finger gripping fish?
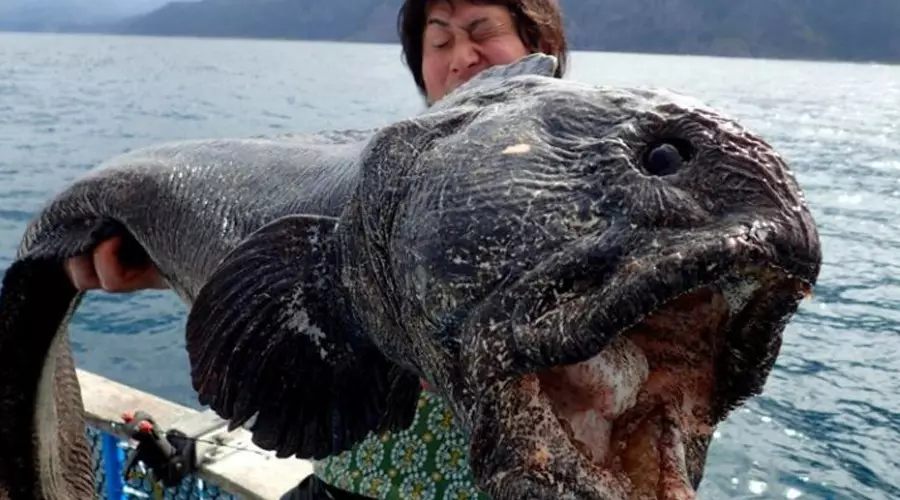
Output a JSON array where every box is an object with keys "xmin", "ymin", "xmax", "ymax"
[
  {"xmin": 0, "ymin": 129, "xmax": 415, "ymax": 499},
  {"xmin": 185, "ymin": 54, "xmax": 822, "ymax": 500}
]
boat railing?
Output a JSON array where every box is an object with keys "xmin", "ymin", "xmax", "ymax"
[{"xmin": 79, "ymin": 368, "xmax": 312, "ymax": 500}]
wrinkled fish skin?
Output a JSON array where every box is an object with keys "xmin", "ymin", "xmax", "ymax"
[
  {"xmin": 0, "ymin": 52, "xmax": 821, "ymax": 500},
  {"xmin": 0, "ymin": 130, "xmax": 373, "ymax": 500},
  {"xmin": 334, "ymin": 55, "xmax": 820, "ymax": 498}
]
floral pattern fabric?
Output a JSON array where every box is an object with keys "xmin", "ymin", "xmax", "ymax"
[{"xmin": 313, "ymin": 390, "xmax": 488, "ymax": 500}]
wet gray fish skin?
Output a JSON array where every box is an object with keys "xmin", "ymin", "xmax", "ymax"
[
  {"xmin": 0, "ymin": 130, "xmax": 374, "ymax": 499},
  {"xmin": 3, "ymin": 52, "xmax": 822, "ymax": 500},
  {"xmin": 20, "ymin": 131, "xmax": 372, "ymax": 301},
  {"xmin": 181, "ymin": 55, "xmax": 819, "ymax": 499},
  {"xmin": 343, "ymin": 61, "xmax": 815, "ymax": 404},
  {"xmin": 327, "ymin": 55, "xmax": 821, "ymax": 497}
]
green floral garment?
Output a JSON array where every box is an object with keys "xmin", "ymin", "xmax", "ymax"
[{"xmin": 313, "ymin": 390, "xmax": 489, "ymax": 500}]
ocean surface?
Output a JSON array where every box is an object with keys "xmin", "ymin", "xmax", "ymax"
[{"xmin": 1, "ymin": 31, "xmax": 899, "ymax": 500}]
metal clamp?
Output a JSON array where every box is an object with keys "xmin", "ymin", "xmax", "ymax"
[{"xmin": 116, "ymin": 410, "xmax": 198, "ymax": 488}]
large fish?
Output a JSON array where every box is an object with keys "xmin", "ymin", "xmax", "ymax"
[
  {"xmin": 0, "ymin": 129, "xmax": 379, "ymax": 499},
  {"xmin": 0, "ymin": 53, "xmax": 821, "ymax": 500},
  {"xmin": 184, "ymin": 54, "xmax": 822, "ymax": 500}
]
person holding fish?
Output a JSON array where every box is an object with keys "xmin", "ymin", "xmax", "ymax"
[{"xmin": 64, "ymin": 0, "xmax": 570, "ymax": 498}]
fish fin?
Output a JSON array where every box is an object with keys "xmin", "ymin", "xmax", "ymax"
[
  {"xmin": 468, "ymin": 52, "xmax": 558, "ymax": 83},
  {"xmin": 0, "ymin": 258, "xmax": 94, "ymax": 498},
  {"xmin": 186, "ymin": 214, "xmax": 422, "ymax": 460},
  {"xmin": 435, "ymin": 52, "xmax": 558, "ymax": 105}
]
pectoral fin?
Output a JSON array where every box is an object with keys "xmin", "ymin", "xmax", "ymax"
[{"xmin": 186, "ymin": 214, "xmax": 421, "ymax": 459}]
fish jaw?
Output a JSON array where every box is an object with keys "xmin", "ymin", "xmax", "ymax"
[
  {"xmin": 456, "ymin": 222, "xmax": 819, "ymax": 499},
  {"xmin": 324, "ymin": 56, "xmax": 824, "ymax": 498}
]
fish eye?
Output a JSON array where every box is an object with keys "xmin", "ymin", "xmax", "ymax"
[{"xmin": 641, "ymin": 138, "xmax": 693, "ymax": 177}]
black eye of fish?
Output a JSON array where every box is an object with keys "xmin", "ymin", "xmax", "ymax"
[{"xmin": 642, "ymin": 139, "xmax": 693, "ymax": 177}]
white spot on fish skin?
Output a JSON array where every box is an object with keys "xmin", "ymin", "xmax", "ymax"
[
  {"xmin": 719, "ymin": 277, "xmax": 759, "ymax": 314},
  {"xmin": 289, "ymin": 309, "xmax": 328, "ymax": 360},
  {"xmin": 282, "ymin": 286, "xmax": 329, "ymax": 360},
  {"xmin": 502, "ymin": 143, "xmax": 531, "ymax": 155}
]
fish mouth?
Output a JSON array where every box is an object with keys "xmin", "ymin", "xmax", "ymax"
[{"xmin": 464, "ymin": 227, "xmax": 819, "ymax": 499}]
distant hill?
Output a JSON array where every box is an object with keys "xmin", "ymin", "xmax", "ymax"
[
  {"xmin": 9, "ymin": 0, "xmax": 900, "ymax": 64},
  {"xmin": 113, "ymin": 0, "xmax": 401, "ymax": 42},
  {"xmin": 0, "ymin": 0, "xmax": 170, "ymax": 31}
]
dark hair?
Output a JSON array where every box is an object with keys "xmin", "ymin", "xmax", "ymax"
[{"xmin": 397, "ymin": 0, "xmax": 569, "ymax": 95}]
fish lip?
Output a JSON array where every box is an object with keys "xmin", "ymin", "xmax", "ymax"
[
  {"xmin": 580, "ymin": 221, "xmax": 819, "ymax": 371},
  {"xmin": 461, "ymin": 221, "xmax": 820, "ymax": 499},
  {"xmin": 463, "ymin": 219, "xmax": 821, "ymax": 389}
]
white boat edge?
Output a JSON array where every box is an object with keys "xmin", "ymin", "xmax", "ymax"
[{"xmin": 77, "ymin": 368, "xmax": 314, "ymax": 500}]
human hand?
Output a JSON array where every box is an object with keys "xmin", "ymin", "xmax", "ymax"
[{"xmin": 64, "ymin": 236, "xmax": 168, "ymax": 292}]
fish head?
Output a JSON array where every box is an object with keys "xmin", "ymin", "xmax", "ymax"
[{"xmin": 340, "ymin": 54, "xmax": 822, "ymax": 500}]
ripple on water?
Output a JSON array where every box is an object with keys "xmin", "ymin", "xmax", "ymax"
[{"xmin": 1, "ymin": 34, "xmax": 899, "ymax": 499}]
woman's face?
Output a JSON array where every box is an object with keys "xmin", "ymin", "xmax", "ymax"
[{"xmin": 421, "ymin": 0, "xmax": 530, "ymax": 103}]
